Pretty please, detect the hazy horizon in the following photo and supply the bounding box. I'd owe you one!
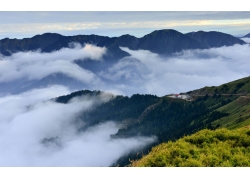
[0,12,250,39]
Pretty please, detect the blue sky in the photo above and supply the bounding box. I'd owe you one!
[1,1,250,39]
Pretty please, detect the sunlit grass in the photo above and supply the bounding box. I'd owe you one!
[131,127,250,167]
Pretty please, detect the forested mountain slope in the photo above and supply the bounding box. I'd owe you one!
[52,76,250,166]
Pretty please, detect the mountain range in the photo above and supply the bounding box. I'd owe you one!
[0,29,246,59]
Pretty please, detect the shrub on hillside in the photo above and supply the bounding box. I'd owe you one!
[131,128,250,167]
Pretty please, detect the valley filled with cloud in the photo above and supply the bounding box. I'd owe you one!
[2,43,250,96]
[0,86,156,166]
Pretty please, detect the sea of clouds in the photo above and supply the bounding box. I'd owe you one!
[1,43,250,96]
[1,42,250,166]
[100,44,250,96]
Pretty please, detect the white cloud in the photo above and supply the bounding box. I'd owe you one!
[0,43,106,85]
[0,86,156,166]
[0,85,71,123]
[99,44,250,96]
[99,57,149,82]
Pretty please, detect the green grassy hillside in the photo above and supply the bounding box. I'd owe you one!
[212,96,250,129]
[187,76,250,95]
[132,127,250,167]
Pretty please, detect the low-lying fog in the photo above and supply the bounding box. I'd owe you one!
[1,42,250,166]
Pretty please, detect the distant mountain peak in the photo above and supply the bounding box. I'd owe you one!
[148,29,181,34]
[118,34,137,38]
[243,33,250,38]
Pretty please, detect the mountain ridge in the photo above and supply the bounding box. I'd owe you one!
[55,77,250,141]
[243,33,250,38]
[186,31,245,48]
[0,29,246,59]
